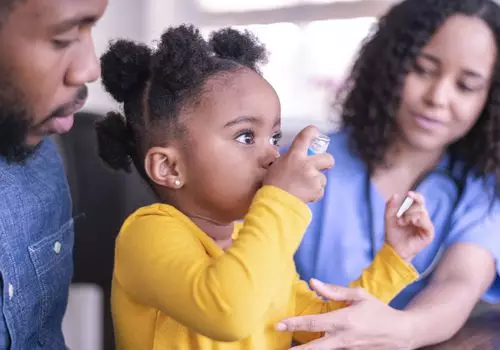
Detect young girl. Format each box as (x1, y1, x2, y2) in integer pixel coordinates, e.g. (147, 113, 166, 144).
(95, 25, 434, 349)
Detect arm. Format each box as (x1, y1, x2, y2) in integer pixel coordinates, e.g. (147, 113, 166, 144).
(278, 220, 499, 349)
(403, 243, 496, 349)
(292, 244, 418, 344)
(348, 244, 418, 304)
(403, 192, 500, 349)
(295, 244, 419, 317)
(115, 186, 311, 342)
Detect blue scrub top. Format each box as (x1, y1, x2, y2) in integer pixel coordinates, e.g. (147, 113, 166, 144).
(292, 129, 500, 309)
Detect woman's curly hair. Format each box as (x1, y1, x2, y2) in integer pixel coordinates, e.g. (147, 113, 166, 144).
(95, 25, 267, 177)
(338, 0, 500, 187)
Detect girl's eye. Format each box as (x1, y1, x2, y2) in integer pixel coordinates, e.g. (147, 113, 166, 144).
(236, 131, 255, 144)
(270, 132, 282, 146)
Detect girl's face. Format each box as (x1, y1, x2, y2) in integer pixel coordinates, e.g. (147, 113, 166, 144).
(176, 68, 282, 223)
(396, 14, 497, 153)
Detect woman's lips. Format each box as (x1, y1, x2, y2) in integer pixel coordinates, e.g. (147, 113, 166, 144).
(412, 114, 446, 131)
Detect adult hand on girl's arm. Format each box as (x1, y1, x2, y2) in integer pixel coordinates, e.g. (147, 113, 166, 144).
(280, 280, 413, 350)
(277, 244, 496, 349)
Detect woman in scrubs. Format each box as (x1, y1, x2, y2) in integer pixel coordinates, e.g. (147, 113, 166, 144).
(278, 0, 500, 348)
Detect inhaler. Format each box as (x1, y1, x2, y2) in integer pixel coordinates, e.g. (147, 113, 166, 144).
(307, 134, 330, 155)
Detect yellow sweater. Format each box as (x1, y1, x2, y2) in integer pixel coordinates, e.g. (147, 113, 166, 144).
(112, 186, 418, 349)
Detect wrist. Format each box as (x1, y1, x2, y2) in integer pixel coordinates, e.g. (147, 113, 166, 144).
(389, 244, 415, 263)
(395, 310, 419, 349)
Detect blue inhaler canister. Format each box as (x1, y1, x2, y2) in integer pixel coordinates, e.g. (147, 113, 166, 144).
(307, 134, 330, 155)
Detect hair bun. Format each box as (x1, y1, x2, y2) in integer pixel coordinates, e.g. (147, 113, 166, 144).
(150, 24, 212, 92)
(95, 111, 134, 172)
(209, 27, 268, 71)
(100, 40, 152, 103)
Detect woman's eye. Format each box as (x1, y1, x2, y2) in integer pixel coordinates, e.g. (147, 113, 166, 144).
(457, 81, 476, 93)
(413, 62, 435, 77)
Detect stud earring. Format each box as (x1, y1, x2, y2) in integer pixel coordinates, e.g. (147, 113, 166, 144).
(174, 179, 181, 187)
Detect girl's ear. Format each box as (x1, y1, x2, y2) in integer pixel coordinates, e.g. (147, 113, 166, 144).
(144, 146, 185, 189)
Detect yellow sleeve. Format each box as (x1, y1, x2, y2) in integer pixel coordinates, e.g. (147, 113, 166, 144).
(348, 243, 419, 303)
(114, 186, 311, 342)
(293, 243, 419, 344)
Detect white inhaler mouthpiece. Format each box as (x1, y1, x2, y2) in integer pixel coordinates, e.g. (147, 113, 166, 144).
(308, 134, 330, 155)
(396, 196, 415, 218)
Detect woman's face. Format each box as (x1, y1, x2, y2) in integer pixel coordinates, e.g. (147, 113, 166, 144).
(396, 14, 497, 153)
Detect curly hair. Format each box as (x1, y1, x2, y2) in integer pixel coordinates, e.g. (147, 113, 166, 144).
(95, 25, 268, 178)
(338, 0, 500, 188)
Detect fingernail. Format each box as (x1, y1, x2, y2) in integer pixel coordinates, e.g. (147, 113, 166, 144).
(275, 323, 287, 331)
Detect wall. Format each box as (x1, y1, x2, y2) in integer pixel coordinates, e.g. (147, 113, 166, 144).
(84, 0, 147, 114)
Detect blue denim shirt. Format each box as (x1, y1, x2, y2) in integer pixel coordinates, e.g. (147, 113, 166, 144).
(0, 138, 73, 349)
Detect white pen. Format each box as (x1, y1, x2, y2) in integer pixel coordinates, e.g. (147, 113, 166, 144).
(396, 196, 414, 218)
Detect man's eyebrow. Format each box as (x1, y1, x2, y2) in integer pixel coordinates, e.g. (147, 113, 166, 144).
(51, 15, 98, 32)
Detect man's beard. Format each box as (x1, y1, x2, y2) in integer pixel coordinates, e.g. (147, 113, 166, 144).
(0, 84, 37, 164)
(0, 73, 88, 164)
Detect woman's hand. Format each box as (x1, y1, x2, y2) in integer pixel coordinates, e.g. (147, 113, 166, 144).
(276, 280, 416, 349)
(385, 192, 435, 263)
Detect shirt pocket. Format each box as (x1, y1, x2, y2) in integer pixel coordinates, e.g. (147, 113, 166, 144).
(28, 219, 74, 346)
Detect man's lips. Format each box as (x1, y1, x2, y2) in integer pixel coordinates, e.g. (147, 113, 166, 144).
(53, 96, 87, 118)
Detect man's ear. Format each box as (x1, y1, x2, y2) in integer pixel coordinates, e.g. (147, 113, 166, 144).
(144, 146, 185, 189)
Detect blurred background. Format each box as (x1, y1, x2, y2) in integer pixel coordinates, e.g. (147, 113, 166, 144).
(84, 0, 394, 139)
(59, 1, 395, 349)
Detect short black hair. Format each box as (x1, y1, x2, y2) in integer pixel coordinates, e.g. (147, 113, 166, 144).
(338, 0, 500, 190)
(96, 25, 268, 178)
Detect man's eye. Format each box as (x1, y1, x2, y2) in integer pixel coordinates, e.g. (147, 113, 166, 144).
(52, 38, 76, 49)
